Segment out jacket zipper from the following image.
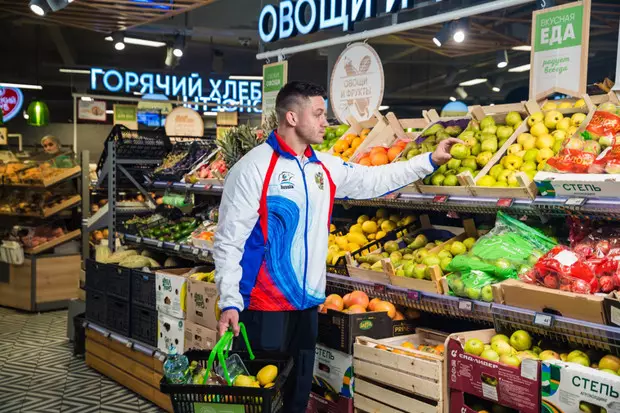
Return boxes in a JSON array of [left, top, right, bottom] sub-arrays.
[[294, 157, 310, 308]]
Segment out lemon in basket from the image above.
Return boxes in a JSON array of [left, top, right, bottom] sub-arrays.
[[257, 365, 278, 387]]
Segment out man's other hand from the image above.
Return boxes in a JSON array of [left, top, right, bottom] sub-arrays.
[[431, 138, 464, 166], [218, 309, 240, 337]]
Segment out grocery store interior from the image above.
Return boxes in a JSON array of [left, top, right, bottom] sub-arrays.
[[2, 0, 620, 412]]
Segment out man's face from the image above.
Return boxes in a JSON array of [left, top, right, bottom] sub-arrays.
[[294, 96, 329, 145]]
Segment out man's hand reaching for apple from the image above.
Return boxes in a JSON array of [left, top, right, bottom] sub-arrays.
[[431, 138, 464, 166]]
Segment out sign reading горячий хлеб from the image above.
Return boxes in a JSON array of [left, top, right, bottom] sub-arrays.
[[530, 0, 591, 100]]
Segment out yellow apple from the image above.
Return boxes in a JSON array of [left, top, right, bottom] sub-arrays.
[[544, 111, 564, 129], [536, 134, 555, 149], [542, 102, 558, 111], [536, 148, 555, 163], [530, 122, 550, 138], [551, 130, 567, 141], [527, 112, 544, 127], [558, 102, 573, 109], [507, 143, 523, 155], [567, 125, 578, 136], [521, 135, 537, 150], [574, 99, 586, 108], [517, 133, 534, 146], [538, 160, 548, 171], [555, 118, 571, 132], [571, 113, 587, 127]]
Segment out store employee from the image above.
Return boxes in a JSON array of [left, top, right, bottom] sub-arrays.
[[213, 81, 461, 412]]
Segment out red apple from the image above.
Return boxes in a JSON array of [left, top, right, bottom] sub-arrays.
[[599, 276, 615, 293], [543, 274, 559, 289]]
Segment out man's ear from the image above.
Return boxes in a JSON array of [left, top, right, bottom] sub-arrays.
[[285, 111, 297, 127]]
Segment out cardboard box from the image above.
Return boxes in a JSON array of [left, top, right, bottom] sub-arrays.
[[448, 329, 541, 413], [183, 320, 217, 352], [313, 344, 354, 398], [157, 312, 185, 354], [186, 278, 218, 330], [603, 292, 620, 327], [305, 392, 353, 413], [542, 359, 620, 413], [317, 309, 392, 354], [535, 171, 620, 198], [156, 268, 191, 319], [492, 279, 606, 324], [449, 389, 516, 413]]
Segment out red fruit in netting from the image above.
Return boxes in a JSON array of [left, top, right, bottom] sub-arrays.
[[574, 243, 594, 258], [572, 279, 592, 294], [599, 276, 615, 293], [543, 274, 560, 289], [596, 240, 611, 256]]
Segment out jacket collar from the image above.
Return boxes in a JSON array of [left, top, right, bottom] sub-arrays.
[[266, 130, 320, 163]]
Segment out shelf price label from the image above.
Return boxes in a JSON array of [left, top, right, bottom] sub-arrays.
[[534, 312, 555, 328], [157, 241, 163, 248], [173, 244, 181, 252], [497, 198, 514, 208], [407, 290, 421, 301], [192, 247, 200, 255], [373, 284, 386, 294], [458, 300, 473, 312], [565, 197, 586, 207], [433, 195, 449, 204], [135, 237, 142, 243], [203, 184, 213, 191], [201, 250, 210, 259]]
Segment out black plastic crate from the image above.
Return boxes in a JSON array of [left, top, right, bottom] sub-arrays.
[[160, 351, 294, 413], [317, 309, 393, 354], [107, 265, 131, 301], [106, 296, 131, 336], [85, 259, 110, 293], [130, 303, 158, 347], [131, 268, 157, 309], [85, 289, 106, 325]]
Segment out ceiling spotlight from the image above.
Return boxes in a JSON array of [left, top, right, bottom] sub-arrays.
[[449, 96, 457, 102], [459, 78, 487, 87], [452, 20, 467, 43], [433, 24, 450, 48], [455, 87, 468, 100], [497, 50, 509, 69], [165, 47, 180, 68], [488, 77, 503, 93], [379, 105, 390, 111], [509, 64, 531, 73], [29, 0, 50, 16], [172, 35, 185, 58], [112, 32, 125, 51], [104, 36, 165, 48]]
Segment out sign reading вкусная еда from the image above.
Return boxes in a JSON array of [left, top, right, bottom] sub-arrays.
[[530, 0, 591, 100]]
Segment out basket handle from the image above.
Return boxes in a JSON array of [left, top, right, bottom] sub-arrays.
[[205, 322, 255, 385]]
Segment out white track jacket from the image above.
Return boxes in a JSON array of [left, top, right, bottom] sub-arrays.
[[213, 131, 437, 312]]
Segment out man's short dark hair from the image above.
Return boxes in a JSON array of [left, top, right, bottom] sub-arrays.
[[275, 81, 327, 121]]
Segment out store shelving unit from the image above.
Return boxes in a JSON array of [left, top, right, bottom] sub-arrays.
[[121, 232, 213, 263]]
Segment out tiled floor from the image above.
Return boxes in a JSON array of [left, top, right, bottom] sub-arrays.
[[0, 306, 166, 413]]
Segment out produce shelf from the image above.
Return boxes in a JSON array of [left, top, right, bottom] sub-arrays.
[[85, 320, 165, 361], [150, 180, 224, 194], [1, 194, 82, 218], [24, 229, 81, 255], [121, 233, 213, 264], [3, 165, 82, 188]]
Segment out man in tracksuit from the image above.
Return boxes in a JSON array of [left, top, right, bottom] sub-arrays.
[[213, 81, 460, 412]]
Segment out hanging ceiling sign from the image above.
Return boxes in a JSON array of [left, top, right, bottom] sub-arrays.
[[259, 0, 416, 43], [529, 0, 591, 100], [330, 42, 384, 124], [78, 100, 107, 121], [0, 87, 24, 122], [90, 68, 262, 114]]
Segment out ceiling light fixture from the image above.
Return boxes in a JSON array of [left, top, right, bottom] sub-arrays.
[[496, 50, 509, 68], [203, 112, 218, 117], [112, 32, 125, 51], [104, 36, 166, 48], [379, 105, 390, 111], [29, 0, 50, 16], [455, 87, 468, 99], [459, 78, 487, 86], [229, 75, 263, 81], [172, 35, 185, 58], [449, 96, 457, 102], [452, 20, 466, 43], [81, 96, 93, 101], [0, 82, 42, 90], [432, 23, 450, 47], [106, 110, 113, 114], [59, 68, 91, 74], [508, 64, 531, 73], [512, 45, 532, 51]]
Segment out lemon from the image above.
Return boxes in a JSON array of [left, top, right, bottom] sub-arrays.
[[376, 231, 386, 240], [349, 224, 363, 234], [377, 218, 385, 226], [326, 252, 334, 265], [335, 236, 348, 249], [332, 252, 346, 265], [376, 208, 388, 218], [367, 234, 376, 241], [361, 220, 378, 234], [357, 215, 370, 225], [328, 234, 335, 244], [346, 232, 367, 245], [234, 375, 256, 387], [403, 215, 417, 225], [264, 382, 275, 389], [381, 220, 397, 232], [328, 245, 340, 253], [257, 365, 278, 386], [388, 214, 400, 223], [345, 243, 361, 252]]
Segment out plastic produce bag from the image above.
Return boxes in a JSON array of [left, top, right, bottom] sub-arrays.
[[446, 255, 518, 302], [466, 212, 557, 277]]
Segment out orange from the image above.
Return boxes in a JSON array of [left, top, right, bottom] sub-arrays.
[[360, 128, 371, 138], [371, 152, 389, 166], [373, 301, 396, 318], [435, 344, 445, 354], [370, 146, 387, 156], [359, 157, 372, 166], [375, 344, 388, 351], [393, 311, 405, 321], [350, 137, 362, 150], [343, 148, 355, 158], [394, 139, 408, 148], [333, 140, 349, 153], [387, 146, 402, 162], [368, 298, 382, 311], [401, 342, 415, 349], [343, 134, 356, 144]]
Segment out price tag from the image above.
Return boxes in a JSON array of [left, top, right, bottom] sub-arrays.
[[383, 192, 399, 200], [201, 250, 210, 259], [192, 247, 200, 255], [157, 241, 163, 248], [203, 184, 213, 191], [373, 284, 386, 294], [433, 195, 448, 203], [458, 300, 473, 312], [497, 198, 514, 208], [174, 244, 181, 252], [533, 312, 554, 328], [565, 197, 586, 207], [135, 237, 142, 243], [407, 290, 421, 301]]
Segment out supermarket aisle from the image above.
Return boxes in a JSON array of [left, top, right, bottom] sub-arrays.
[[0, 307, 166, 413]]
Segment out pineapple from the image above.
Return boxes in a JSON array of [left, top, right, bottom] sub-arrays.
[[217, 130, 241, 168], [261, 111, 278, 133]]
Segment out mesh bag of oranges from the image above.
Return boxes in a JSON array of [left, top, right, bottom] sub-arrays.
[[355, 139, 410, 166]]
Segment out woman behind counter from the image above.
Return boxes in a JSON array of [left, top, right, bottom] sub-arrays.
[[40, 135, 74, 168]]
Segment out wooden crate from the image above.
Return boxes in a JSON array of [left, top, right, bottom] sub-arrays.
[[328, 115, 378, 155], [354, 329, 448, 413], [350, 112, 406, 163]]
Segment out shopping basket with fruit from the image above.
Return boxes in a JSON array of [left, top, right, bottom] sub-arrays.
[[160, 323, 294, 413]]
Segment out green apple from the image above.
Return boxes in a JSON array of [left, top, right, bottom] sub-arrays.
[[483, 125, 498, 135], [507, 143, 523, 155], [443, 175, 459, 186], [536, 148, 555, 164], [471, 143, 481, 156], [502, 154, 523, 171], [481, 139, 498, 153], [544, 110, 563, 129], [481, 285, 493, 302], [413, 263, 427, 279], [527, 112, 544, 127], [499, 354, 522, 367], [567, 350, 588, 363], [598, 355, 620, 371], [520, 161, 537, 173], [462, 157, 478, 170], [496, 125, 514, 140], [438, 250, 453, 260], [489, 164, 504, 180], [458, 166, 475, 175], [497, 169, 512, 183], [422, 255, 441, 267], [450, 144, 471, 160], [555, 118, 571, 132], [505, 111, 523, 126], [463, 136, 478, 148], [480, 132, 497, 142], [476, 151, 494, 168], [599, 102, 617, 113], [463, 237, 476, 250], [477, 175, 496, 187], [510, 330, 532, 351], [451, 277, 465, 295], [522, 148, 539, 163], [570, 355, 591, 367], [431, 173, 446, 186], [447, 158, 461, 171], [414, 248, 429, 263], [464, 338, 485, 356], [403, 261, 415, 278], [465, 286, 481, 300], [440, 257, 452, 271], [480, 116, 496, 130], [491, 334, 510, 344], [450, 241, 467, 256], [491, 340, 512, 356], [539, 350, 560, 361], [481, 349, 500, 362]]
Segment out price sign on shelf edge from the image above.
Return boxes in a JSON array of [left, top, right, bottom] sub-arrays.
[[529, 0, 591, 100]]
